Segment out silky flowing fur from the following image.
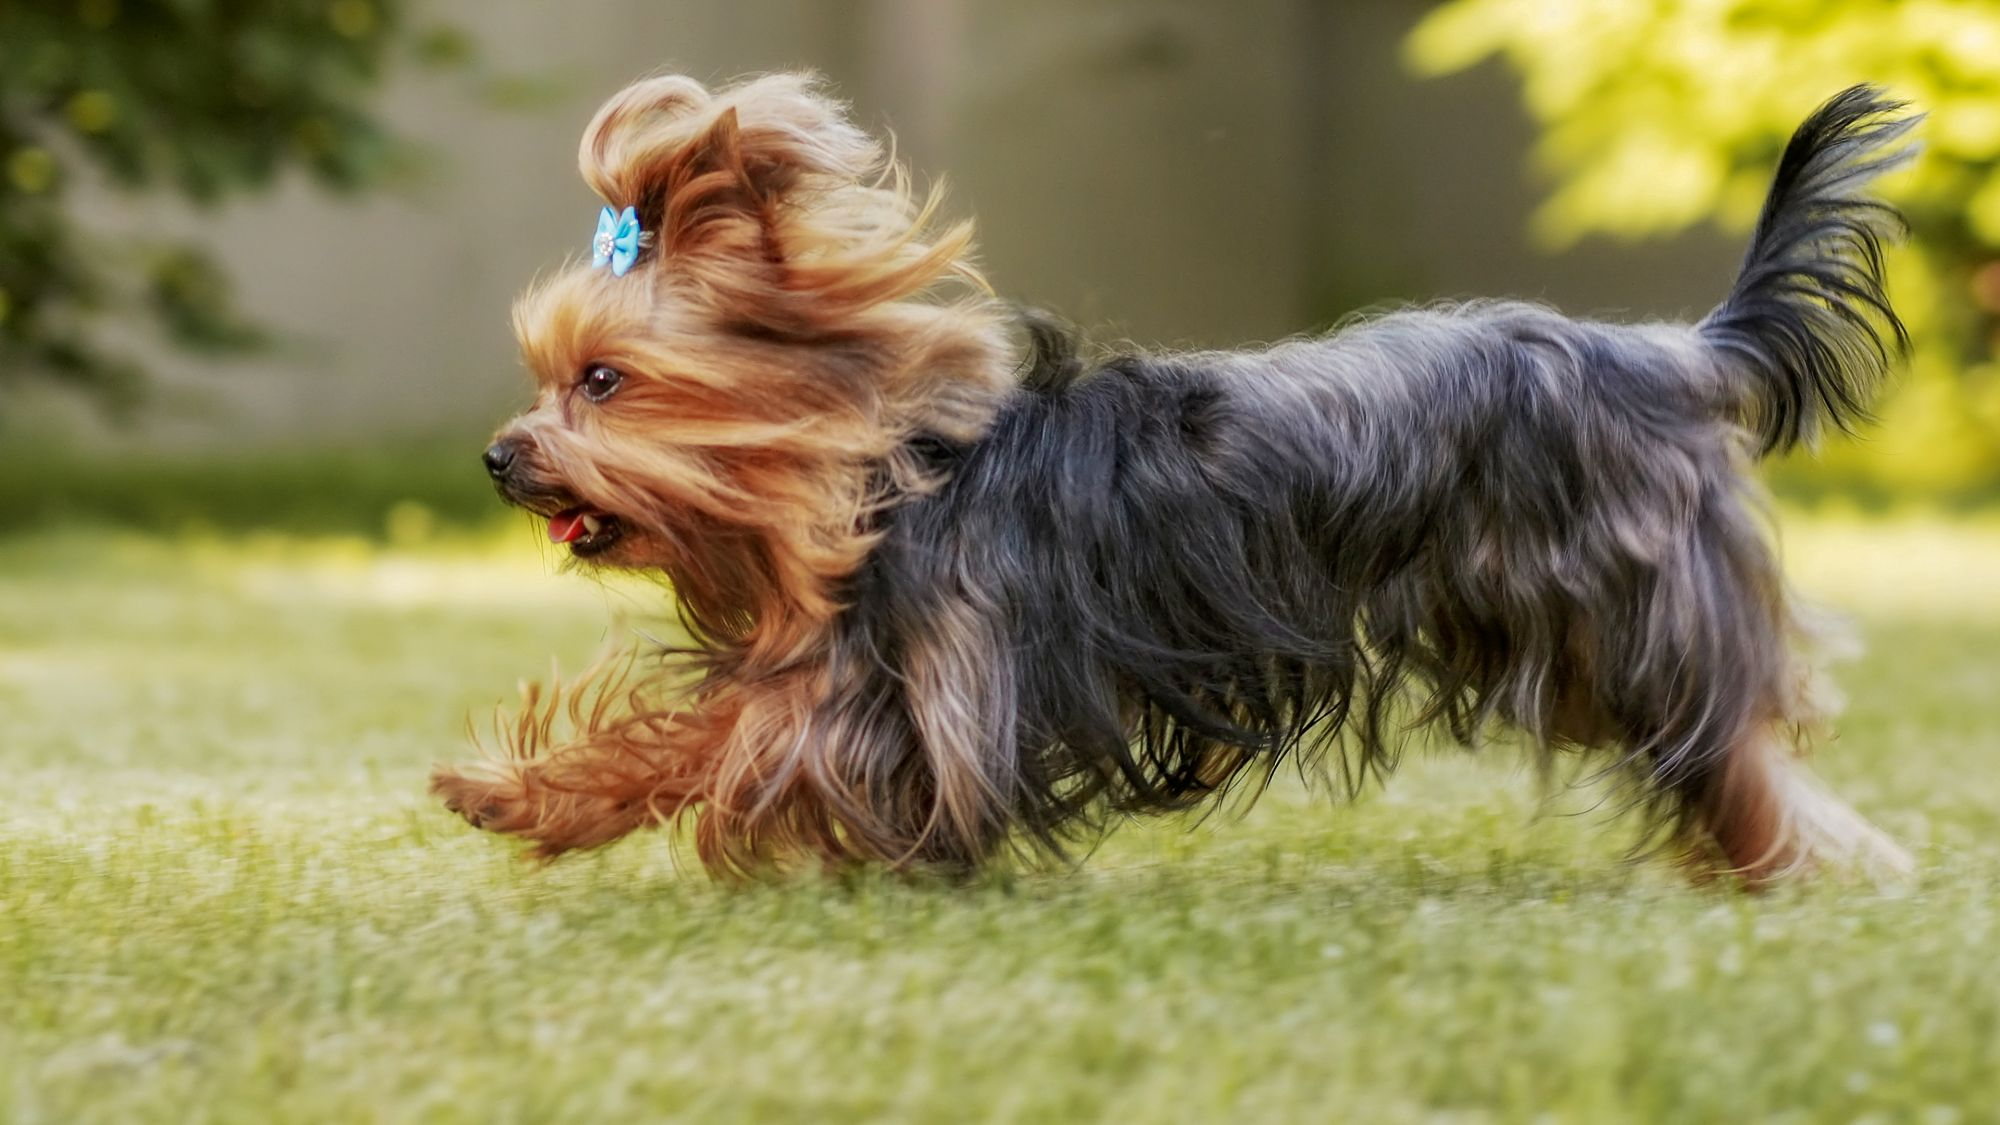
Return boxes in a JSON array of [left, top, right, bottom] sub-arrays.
[[435, 75, 1920, 884]]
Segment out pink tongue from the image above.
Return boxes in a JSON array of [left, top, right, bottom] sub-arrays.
[[548, 510, 587, 543]]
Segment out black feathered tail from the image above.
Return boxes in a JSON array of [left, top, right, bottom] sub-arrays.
[[1701, 85, 1920, 455]]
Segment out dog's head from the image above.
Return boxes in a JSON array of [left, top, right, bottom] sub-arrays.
[[485, 73, 1010, 631]]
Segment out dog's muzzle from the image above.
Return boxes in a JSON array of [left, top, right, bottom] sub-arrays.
[[482, 436, 552, 507], [479, 436, 625, 557], [483, 438, 523, 482]]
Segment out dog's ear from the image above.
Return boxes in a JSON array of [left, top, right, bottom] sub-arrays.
[[578, 72, 978, 332], [578, 73, 874, 261]]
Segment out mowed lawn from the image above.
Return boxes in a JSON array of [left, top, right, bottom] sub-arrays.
[[3, 516, 1998, 1123]]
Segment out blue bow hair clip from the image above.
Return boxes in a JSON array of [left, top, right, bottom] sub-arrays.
[[591, 205, 648, 276]]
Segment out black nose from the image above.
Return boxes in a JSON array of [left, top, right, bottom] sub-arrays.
[[482, 439, 518, 479]]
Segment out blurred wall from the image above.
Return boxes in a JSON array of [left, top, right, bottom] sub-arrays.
[[74, 0, 1746, 450]]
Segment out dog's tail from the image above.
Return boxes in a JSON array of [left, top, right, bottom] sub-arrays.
[[1700, 85, 1921, 456]]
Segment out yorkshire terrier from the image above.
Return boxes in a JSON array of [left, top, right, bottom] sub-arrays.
[[434, 74, 1918, 884]]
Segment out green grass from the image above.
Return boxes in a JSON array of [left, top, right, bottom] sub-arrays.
[[4, 517, 1999, 1123]]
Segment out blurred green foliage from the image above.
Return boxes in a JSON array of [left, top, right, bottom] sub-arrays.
[[0, 0, 468, 414], [1408, 0, 2000, 499], [0, 440, 502, 538]]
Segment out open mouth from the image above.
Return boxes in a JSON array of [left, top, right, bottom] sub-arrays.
[[547, 507, 623, 557]]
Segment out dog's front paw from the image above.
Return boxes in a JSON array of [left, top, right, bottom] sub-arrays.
[[431, 757, 664, 858], [431, 760, 541, 837]]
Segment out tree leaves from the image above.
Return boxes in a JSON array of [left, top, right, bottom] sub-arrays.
[[0, 0, 461, 412]]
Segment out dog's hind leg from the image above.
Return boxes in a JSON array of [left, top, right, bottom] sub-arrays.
[[1695, 591, 1910, 883], [1591, 490, 1911, 885], [1693, 721, 1912, 884]]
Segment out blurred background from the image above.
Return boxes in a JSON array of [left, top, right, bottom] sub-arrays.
[[5, 0, 1997, 535]]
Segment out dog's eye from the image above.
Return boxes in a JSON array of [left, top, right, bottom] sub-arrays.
[[579, 365, 624, 402]]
